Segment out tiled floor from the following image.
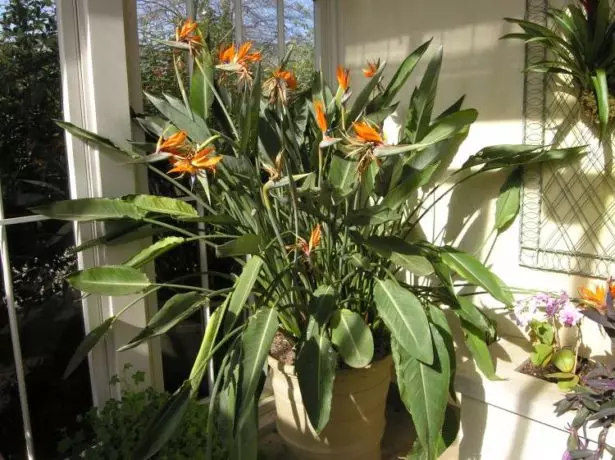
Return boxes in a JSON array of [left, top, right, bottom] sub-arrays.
[[259, 387, 460, 459]]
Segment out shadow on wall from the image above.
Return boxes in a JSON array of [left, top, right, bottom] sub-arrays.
[[336, 0, 526, 123]]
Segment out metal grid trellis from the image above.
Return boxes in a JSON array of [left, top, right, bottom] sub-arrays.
[[520, 0, 615, 278]]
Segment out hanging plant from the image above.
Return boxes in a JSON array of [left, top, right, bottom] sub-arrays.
[[503, 0, 615, 140]]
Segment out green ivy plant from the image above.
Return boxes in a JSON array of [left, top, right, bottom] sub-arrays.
[[57, 368, 227, 460]]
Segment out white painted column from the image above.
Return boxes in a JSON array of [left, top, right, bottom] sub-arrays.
[[56, 0, 161, 405]]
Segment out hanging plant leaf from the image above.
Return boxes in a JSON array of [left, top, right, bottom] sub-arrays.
[[224, 256, 264, 332], [124, 236, 185, 268], [32, 198, 145, 221], [494, 167, 522, 232], [130, 195, 198, 219], [63, 317, 115, 378]]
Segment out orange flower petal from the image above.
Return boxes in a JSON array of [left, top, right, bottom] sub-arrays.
[[237, 42, 253, 60], [158, 130, 188, 152], [336, 65, 350, 91], [362, 60, 379, 78], [353, 121, 383, 144], [308, 224, 321, 254], [314, 101, 327, 133]]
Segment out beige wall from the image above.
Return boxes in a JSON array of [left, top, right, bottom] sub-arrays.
[[324, 0, 610, 354]]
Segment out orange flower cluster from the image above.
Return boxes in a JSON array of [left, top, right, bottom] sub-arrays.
[[218, 42, 262, 67], [176, 19, 201, 51], [579, 282, 615, 311], [336, 66, 350, 92], [288, 224, 321, 258], [156, 131, 222, 177], [363, 60, 379, 78]]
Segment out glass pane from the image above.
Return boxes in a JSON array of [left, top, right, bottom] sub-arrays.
[[0, 0, 70, 218], [243, 0, 278, 66], [285, 0, 315, 92], [1, 221, 92, 458]]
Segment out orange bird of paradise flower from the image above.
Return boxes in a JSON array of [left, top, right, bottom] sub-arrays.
[[168, 146, 222, 177], [176, 19, 201, 50], [353, 121, 384, 144], [287, 224, 321, 258], [157, 131, 189, 155], [363, 59, 379, 78], [336, 66, 350, 92], [314, 100, 328, 133], [579, 282, 615, 311], [218, 42, 262, 66], [273, 69, 297, 90]]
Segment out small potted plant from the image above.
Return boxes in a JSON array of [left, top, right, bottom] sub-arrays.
[[503, 0, 615, 139], [37, 19, 585, 460]]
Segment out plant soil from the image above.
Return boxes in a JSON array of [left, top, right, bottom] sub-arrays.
[[518, 357, 599, 384]]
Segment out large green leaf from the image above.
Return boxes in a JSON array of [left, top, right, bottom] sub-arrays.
[[32, 198, 144, 221], [67, 266, 150, 295], [462, 320, 499, 380], [364, 236, 433, 276], [405, 46, 443, 143], [124, 236, 185, 268], [224, 256, 264, 332], [308, 285, 337, 331], [393, 322, 450, 460], [330, 309, 374, 368], [592, 68, 609, 140], [189, 304, 225, 394], [406, 406, 461, 460], [453, 296, 491, 336], [230, 403, 258, 460], [374, 279, 433, 364], [328, 155, 358, 193], [381, 163, 439, 209], [237, 308, 279, 431], [240, 65, 262, 155], [190, 52, 214, 120], [439, 247, 513, 306], [378, 40, 432, 109], [63, 317, 114, 378], [462, 144, 585, 171], [348, 62, 387, 122], [145, 92, 210, 142], [133, 381, 192, 460], [296, 332, 337, 433], [216, 234, 261, 257], [119, 292, 205, 351], [494, 167, 522, 232], [56, 120, 135, 159], [130, 195, 198, 219]]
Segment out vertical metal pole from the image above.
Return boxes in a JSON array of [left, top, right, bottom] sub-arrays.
[[233, 0, 243, 43], [0, 178, 35, 460], [276, 0, 285, 60]]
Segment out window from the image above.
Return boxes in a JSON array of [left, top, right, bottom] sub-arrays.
[[0, 1, 92, 458]]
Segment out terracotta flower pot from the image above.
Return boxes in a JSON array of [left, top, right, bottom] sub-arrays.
[[267, 354, 392, 460]]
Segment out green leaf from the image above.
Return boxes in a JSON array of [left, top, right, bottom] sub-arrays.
[[553, 349, 576, 373], [124, 236, 185, 268], [216, 234, 261, 257], [330, 309, 374, 368], [381, 163, 439, 209], [119, 292, 205, 351], [494, 168, 522, 232], [348, 61, 387, 122], [224, 256, 264, 332], [237, 308, 279, 431], [393, 321, 450, 460], [67, 266, 150, 295], [133, 381, 192, 460], [230, 403, 258, 460], [308, 285, 337, 331], [379, 40, 432, 108], [32, 198, 144, 221], [463, 321, 500, 379], [462, 144, 585, 171], [63, 317, 114, 378], [189, 304, 225, 394], [343, 206, 400, 227], [363, 236, 433, 276], [56, 120, 135, 159], [592, 68, 610, 140], [130, 195, 198, 219], [328, 155, 358, 193], [405, 46, 443, 143], [440, 247, 513, 306], [190, 52, 214, 119], [530, 343, 554, 367], [374, 278, 433, 364], [407, 406, 461, 460], [452, 296, 492, 336], [296, 332, 337, 433], [240, 65, 262, 155], [145, 92, 210, 142]]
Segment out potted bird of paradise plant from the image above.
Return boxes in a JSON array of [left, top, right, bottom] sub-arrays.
[[36, 19, 585, 460]]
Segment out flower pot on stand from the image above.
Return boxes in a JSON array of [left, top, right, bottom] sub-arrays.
[[267, 355, 392, 460]]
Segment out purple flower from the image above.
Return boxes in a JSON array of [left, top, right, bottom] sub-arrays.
[[561, 451, 572, 460], [558, 302, 583, 327], [513, 298, 539, 327]]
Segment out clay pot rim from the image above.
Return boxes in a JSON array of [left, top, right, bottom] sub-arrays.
[[267, 353, 392, 377]]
